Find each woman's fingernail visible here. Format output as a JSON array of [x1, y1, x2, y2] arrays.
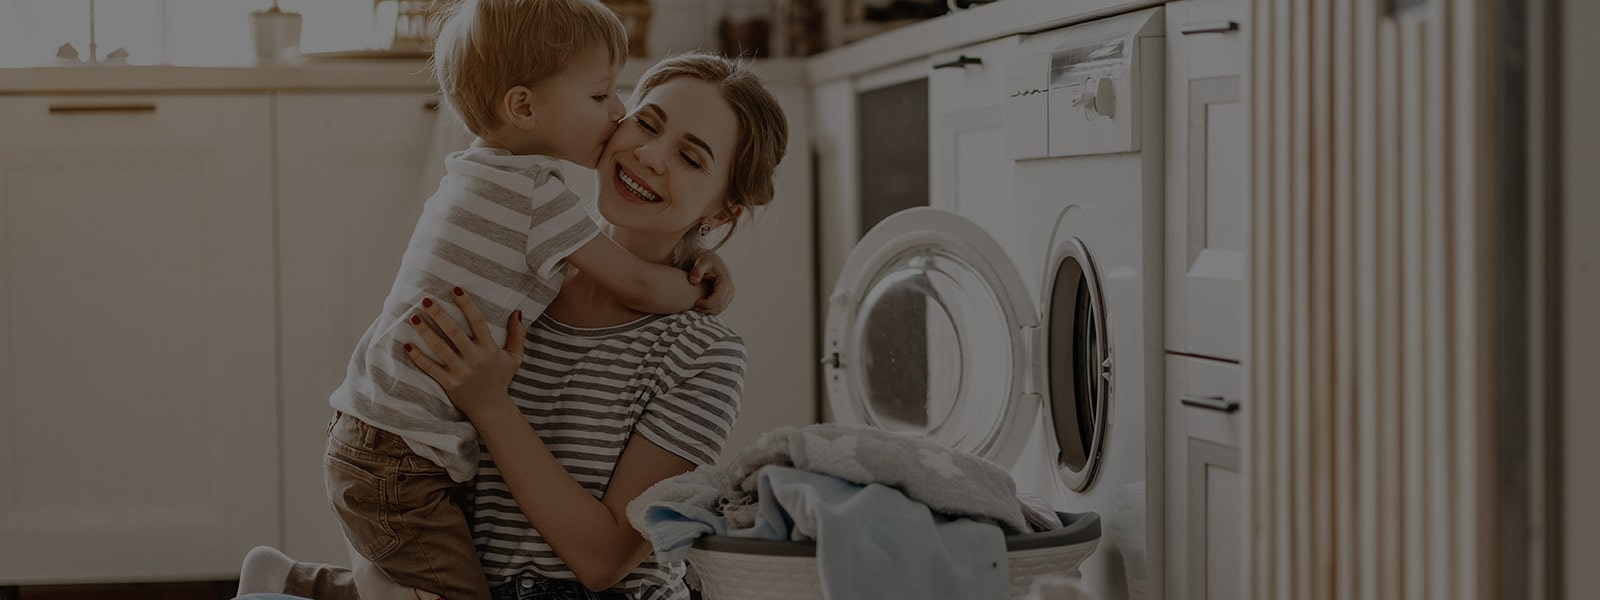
[[422, 297, 433, 308], [411, 315, 422, 325], [453, 286, 464, 297], [513, 311, 522, 322], [404, 343, 413, 352]]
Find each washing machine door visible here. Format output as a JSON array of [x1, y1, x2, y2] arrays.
[[1040, 224, 1111, 492], [822, 208, 1041, 462]]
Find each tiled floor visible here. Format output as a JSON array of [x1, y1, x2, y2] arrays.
[[0, 581, 239, 600]]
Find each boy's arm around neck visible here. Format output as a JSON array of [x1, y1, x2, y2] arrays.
[[564, 234, 703, 314]]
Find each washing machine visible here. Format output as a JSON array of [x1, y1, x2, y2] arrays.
[[821, 7, 1165, 600]]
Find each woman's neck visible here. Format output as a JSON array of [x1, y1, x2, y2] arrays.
[[545, 222, 685, 327], [602, 222, 679, 266]]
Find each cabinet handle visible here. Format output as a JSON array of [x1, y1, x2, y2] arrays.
[[1180, 394, 1240, 413], [1179, 21, 1240, 35], [932, 55, 982, 69], [820, 353, 842, 368], [49, 103, 157, 114]]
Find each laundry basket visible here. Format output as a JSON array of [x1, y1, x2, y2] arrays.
[[686, 511, 1101, 599]]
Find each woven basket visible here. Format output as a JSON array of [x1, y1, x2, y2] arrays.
[[687, 512, 1101, 599]]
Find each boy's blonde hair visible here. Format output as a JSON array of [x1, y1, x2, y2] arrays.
[[431, 0, 629, 136], [630, 53, 789, 268]]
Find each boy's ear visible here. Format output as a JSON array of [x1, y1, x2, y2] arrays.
[[501, 85, 538, 130]]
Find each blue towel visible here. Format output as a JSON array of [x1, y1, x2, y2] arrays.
[[637, 465, 1009, 600]]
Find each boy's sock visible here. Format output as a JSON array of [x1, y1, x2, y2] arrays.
[[237, 545, 294, 595]]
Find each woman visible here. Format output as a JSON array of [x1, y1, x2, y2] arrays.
[[238, 52, 788, 600]]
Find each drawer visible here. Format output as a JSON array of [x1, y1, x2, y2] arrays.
[[1167, 353, 1244, 447], [929, 35, 1022, 114], [1168, 0, 1247, 80], [0, 94, 270, 151]]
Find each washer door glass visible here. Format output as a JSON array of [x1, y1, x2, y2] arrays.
[[1046, 237, 1110, 492], [851, 245, 1015, 448]]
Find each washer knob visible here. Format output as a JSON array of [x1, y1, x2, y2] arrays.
[[1071, 77, 1116, 118]]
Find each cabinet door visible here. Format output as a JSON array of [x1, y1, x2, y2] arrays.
[[0, 95, 278, 582], [929, 37, 1024, 285], [1165, 0, 1248, 362], [1164, 354, 1244, 600], [275, 92, 440, 565]]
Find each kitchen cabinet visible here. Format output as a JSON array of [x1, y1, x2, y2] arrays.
[[1164, 0, 1248, 363], [1162, 0, 1248, 598], [0, 94, 280, 582], [929, 36, 1025, 284], [275, 92, 442, 565], [1164, 354, 1245, 600]]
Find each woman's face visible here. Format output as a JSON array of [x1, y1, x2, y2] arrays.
[[596, 77, 739, 236]]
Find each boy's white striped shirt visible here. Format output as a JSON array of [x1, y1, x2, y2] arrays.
[[328, 147, 600, 482], [472, 312, 745, 600]]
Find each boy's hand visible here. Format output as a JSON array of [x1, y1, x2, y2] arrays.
[[690, 253, 735, 315]]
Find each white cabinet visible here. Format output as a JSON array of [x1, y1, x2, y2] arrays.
[[929, 37, 1025, 282], [1164, 0, 1248, 363], [1164, 354, 1244, 600], [1163, 1, 1248, 598], [275, 92, 442, 565], [0, 95, 280, 582]]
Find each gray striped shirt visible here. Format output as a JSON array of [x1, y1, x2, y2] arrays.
[[329, 147, 601, 482], [472, 312, 745, 600]]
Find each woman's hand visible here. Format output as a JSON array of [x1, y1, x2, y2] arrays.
[[402, 287, 525, 420], [689, 252, 735, 315]]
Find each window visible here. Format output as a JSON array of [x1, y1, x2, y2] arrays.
[[0, 0, 382, 67]]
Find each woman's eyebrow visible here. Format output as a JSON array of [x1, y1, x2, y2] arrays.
[[642, 103, 716, 162]]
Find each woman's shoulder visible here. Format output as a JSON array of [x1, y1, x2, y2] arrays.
[[656, 312, 745, 356]]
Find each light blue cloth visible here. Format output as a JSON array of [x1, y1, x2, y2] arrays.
[[631, 465, 732, 561], [640, 465, 1008, 600]]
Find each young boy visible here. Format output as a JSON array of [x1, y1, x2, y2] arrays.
[[307, 1, 721, 598]]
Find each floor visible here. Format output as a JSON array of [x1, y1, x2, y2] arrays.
[[0, 581, 240, 600]]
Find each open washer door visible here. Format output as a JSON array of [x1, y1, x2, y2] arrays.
[[1041, 208, 1112, 492], [822, 208, 1042, 464]]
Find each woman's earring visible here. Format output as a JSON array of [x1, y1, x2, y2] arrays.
[[698, 223, 712, 237]]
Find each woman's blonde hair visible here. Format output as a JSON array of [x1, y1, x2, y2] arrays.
[[629, 53, 790, 268], [431, 0, 629, 136]]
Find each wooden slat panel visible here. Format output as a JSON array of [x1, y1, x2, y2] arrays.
[[1398, 16, 1429, 600], [1331, 0, 1359, 597], [1248, 0, 1505, 598]]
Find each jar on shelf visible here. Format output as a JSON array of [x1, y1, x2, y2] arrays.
[[717, 0, 771, 58], [600, 0, 652, 57]]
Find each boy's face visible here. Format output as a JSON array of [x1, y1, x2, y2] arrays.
[[526, 45, 626, 168]]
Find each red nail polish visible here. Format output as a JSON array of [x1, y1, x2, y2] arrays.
[[453, 286, 464, 297], [404, 343, 413, 352], [513, 311, 522, 322], [411, 315, 422, 325], [422, 297, 433, 308]]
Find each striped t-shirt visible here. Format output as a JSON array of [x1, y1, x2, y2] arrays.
[[329, 147, 601, 482], [472, 312, 746, 600]]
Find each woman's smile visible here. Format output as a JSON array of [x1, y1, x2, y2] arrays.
[[612, 163, 664, 204]]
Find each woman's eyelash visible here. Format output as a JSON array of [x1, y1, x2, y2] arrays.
[[592, 93, 610, 102], [633, 116, 704, 170]]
